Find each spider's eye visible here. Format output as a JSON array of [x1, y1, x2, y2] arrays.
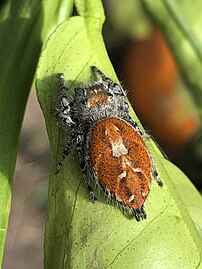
[[108, 92, 113, 97]]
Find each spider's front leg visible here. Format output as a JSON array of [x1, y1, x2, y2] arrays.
[[91, 66, 126, 97], [55, 73, 75, 127], [55, 73, 77, 173]]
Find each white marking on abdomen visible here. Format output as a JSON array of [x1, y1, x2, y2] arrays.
[[111, 140, 128, 157], [132, 167, 142, 173], [118, 171, 127, 180], [129, 194, 135, 203]]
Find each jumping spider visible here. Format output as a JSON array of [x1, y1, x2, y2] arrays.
[[55, 66, 163, 221]]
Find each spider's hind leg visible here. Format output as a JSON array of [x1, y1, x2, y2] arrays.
[[151, 158, 163, 187], [127, 116, 150, 139], [55, 133, 76, 174], [76, 131, 97, 203], [132, 206, 147, 222]]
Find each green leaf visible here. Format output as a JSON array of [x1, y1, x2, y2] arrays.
[[36, 0, 202, 268], [0, 0, 73, 265], [142, 0, 202, 112], [165, 161, 202, 237]]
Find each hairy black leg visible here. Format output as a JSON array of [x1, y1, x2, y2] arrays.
[[76, 132, 97, 203], [91, 66, 126, 97], [151, 159, 163, 187], [132, 206, 147, 221], [91, 66, 114, 92], [127, 116, 150, 139], [55, 134, 76, 174], [91, 66, 113, 83], [55, 73, 75, 127]]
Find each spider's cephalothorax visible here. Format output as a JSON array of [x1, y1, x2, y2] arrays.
[[55, 66, 163, 221]]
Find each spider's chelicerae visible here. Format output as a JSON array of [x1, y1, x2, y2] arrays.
[[55, 66, 163, 221]]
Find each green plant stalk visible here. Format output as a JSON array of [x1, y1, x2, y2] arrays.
[[0, 0, 73, 265], [162, 0, 202, 63], [0, 2, 42, 263]]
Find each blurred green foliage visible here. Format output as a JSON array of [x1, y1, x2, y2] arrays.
[[0, 0, 72, 266]]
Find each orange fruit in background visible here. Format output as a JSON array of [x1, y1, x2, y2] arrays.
[[123, 29, 200, 154]]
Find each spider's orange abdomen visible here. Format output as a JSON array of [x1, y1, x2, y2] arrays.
[[88, 117, 152, 210]]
